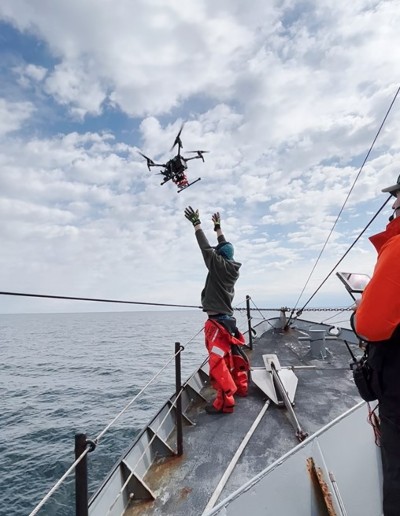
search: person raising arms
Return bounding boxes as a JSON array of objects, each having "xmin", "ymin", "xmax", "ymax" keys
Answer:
[{"xmin": 184, "ymin": 206, "xmax": 249, "ymax": 414}]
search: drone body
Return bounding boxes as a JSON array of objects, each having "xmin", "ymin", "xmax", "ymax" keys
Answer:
[{"xmin": 138, "ymin": 125, "xmax": 208, "ymax": 193}]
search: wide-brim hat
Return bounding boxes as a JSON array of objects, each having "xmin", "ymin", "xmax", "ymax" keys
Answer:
[{"xmin": 382, "ymin": 174, "xmax": 400, "ymax": 196}]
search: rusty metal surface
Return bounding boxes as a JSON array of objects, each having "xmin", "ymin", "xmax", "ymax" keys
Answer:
[{"xmin": 307, "ymin": 457, "xmax": 336, "ymax": 516}]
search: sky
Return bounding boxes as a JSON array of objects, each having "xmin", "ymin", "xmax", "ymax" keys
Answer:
[{"xmin": 1, "ymin": 0, "xmax": 400, "ymax": 314}]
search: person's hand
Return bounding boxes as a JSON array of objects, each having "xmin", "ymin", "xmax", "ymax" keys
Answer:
[
  {"xmin": 212, "ymin": 212, "xmax": 221, "ymax": 231},
  {"xmin": 184, "ymin": 206, "xmax": 201, "ymax": 226}
]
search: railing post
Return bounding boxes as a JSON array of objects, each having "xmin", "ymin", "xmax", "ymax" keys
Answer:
[
  {"xmin": 75, "ymin": 433, "xmax": 89, "ymax": 516},
  {"xmin": 246, "ymin": 295, "xmax": 253, "ymax": 350},
  {"xmin": 175, "ymin": 342, "xmax": 183, "ymax": 456}
]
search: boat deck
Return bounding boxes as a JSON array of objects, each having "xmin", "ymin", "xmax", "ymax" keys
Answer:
[{"xmin": 121, "ymin": 319, "xmax": 361, "ymax": 515}]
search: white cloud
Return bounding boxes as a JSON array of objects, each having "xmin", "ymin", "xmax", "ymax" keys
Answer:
[
  {"xmin": 0, "ymin": 0, "xmax": 255, "ymax": 117},
  {"xmin": 13, "ymin": 63, "xmax": 47, "ymax": 88},
  {"xmin": 0, "ymin": 1, "xmax": 400, "ymax": 312},
  {"xmin": 44, "ymin": 61, "xmax": 107, "ymax": 117},
  {"xmin": 0, "ymin": 98, "xmax": 35, "ymax": 135}
]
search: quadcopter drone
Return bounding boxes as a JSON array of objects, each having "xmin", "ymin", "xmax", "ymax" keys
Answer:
[{"xmin": 138, "ymin": 124, "xmax": 208, "ymax": 193}]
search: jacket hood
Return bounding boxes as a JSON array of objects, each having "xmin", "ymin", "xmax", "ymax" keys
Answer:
[{"xmin": 369, "ymin": 216, "xmax": 400, "ymax": 252}]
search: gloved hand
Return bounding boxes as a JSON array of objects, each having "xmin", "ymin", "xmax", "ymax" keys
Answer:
[
  {"xmin": 184, "ymin": 206, "xmax": 201, "ymax": 226},
  {"xmin": 212, "ymin": 212, "xmax": 221, "ymax": 231}
]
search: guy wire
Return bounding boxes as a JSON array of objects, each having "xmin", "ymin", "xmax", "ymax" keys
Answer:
[{"xmin": 288, "ymin": 85, "xmax": 400, "ymax": 324}]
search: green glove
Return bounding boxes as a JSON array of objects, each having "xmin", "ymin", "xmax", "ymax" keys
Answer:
[
  {"xmin": 184, "ymin": 206, "xmax": 201, "ymax": 226},
  {"xmin": 212, "ymin": 212, "xmax": 221, "ymax": 231}
]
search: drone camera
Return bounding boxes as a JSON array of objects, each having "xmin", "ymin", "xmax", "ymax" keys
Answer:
[{"xmin": 169, "ymin": 155, "xmax": 187, "ymax": 175}]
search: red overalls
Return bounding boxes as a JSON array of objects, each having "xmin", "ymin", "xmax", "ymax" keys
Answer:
[{"xmin": 204, "ymin": 319, "xmax": 249, "ymax": 413}]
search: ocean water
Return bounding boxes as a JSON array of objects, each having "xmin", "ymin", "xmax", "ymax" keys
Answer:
[{"xmin": 0, "ymin": 310, "xmax": 222, "ymax": 516}]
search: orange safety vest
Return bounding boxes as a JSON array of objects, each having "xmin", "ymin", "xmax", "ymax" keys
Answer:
[{"xmin": 356, "ymin": 216, "xmax": 400, "ymax": 341}]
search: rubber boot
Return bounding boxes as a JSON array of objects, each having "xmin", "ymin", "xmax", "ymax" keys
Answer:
[{"xmin": 211, "ymin": 389, "xmax": 235, "ymax": 413}]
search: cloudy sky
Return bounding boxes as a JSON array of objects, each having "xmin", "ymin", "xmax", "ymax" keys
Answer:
[{"xmin": 1, "ymin": 0, "xmax": 399, "ymax": 314}]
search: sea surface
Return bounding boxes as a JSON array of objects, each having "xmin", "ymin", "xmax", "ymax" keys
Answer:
[{"xmin": 0, "ymin": 308, "xmax": 348, "ymax": 516}]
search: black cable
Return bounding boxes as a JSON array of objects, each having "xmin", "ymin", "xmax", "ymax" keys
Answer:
[
  {"xmin": 0, "ymin": 290, "xmax": 355, "ymax": 313},
  {"xmin": 0, "ymin": 290, "xmax": 202, "ymax": 309},
  {"xmin": 290, "ymin": 85, "xmax": 400, "ymax": 320},
  {"xmin": 321, "ymin": 304, "xmax": 354, "ymax": 324},
  {"xmin": 250, "ymin": 298, "xmax": 268, "ymax": 321},
  {"xmin": 295, "ymin": 195, "xmax": 391, "ymax": 316}
]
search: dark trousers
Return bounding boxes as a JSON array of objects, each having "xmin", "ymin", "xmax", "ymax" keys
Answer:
[
  {"xmin": 380, "ymin": 410, "xmax": 400, "ymax": 516},
  {"xmin": 368, "ymin": 336, "xmax": 400, "ymax": 515}
]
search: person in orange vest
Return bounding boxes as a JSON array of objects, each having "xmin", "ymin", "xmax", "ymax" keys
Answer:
[
  {"xmin": 354, "ymin": 175, "xmax": 400, "ymax": 516},
  {"xmin": 184, "ymin": 206, "xmax": 249, "ymax": 414}
]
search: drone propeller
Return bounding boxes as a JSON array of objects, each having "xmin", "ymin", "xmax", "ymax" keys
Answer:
[
  {"xmin": 187, "ymin": 150, "xmax": 209, "ymax": 162},
  {"xmin": 137, "ymin": 151, "xmax": 155, "ymax": 171},
  {"xmin": 170, "ymin": 123, "xmax": 185, "ymax": 152}
]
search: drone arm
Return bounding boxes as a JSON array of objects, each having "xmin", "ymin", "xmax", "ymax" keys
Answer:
[{"xmin": 184, "ymin": 155, "xmax": 201, "ymax": 162}]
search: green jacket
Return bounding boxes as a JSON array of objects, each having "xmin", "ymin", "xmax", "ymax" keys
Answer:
[{"xmin": 195, "ymin": 229, "xmax": 241, "ymax": 315}]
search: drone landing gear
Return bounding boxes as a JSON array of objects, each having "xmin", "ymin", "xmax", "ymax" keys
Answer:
[
  {"xmin": 160, "ymin": 179, "xmax": 170, "ymax": 186},
  {"xmin": 177, "ymin": 177, "xmax": 201, "ymax": 193}
]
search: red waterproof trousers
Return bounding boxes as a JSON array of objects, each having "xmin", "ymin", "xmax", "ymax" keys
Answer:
[{"xmin": 204, "ymin": 319, "xmax": 249, "ymax": 413}]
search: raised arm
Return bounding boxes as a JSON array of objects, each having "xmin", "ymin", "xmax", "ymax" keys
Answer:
[
  {"xmin": 184, "ymin": 206, "xmax": 215, "ymax": 268},
  {"xmin": 184, "ymin": 206, "xmax": 202, "ymax": 232},
  {"xmin": 212, "ymin": 211, "xmax": 226, "ymax": 243}
]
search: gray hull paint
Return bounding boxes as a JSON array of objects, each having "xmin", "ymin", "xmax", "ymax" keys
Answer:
[{"xmin": 208, "ymin": 402, "xmax": 382, "ymax": 515}]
